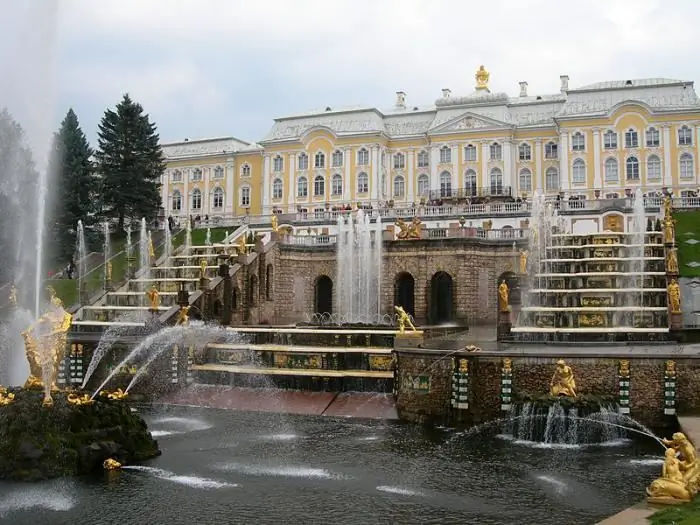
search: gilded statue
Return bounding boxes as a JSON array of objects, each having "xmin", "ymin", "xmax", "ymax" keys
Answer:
[
  {"xmin": 550, "ymin": 360, "xmax": 577, "ymax": 397},
  {"xmin": 647, "ymin": 432, "xmax": 700, "ymax": 503},
  {"xmin": 663, "ymin": 215, "xmax": 676, "ymax": 244},
  {"xmin": 145, "ymin": 285, "xmax": 160, "ymax": 311},
  {"xmin": 664, "ymin": 196, "xmax": 673, "ymax": 218},
  {"xmin": 394, "ymin": 305, "xmax": 417, "ymax": 333},
  {"xmin": 271, "ymin": 215, "xmax": 279, "ymax": 232},
  {"xmin": 199, "ymin": 259, "xmax": 208, "ymax": 279},
  {"xmin": 475, "ymin": 65, "xmax": 490, "ymax": 89},
  {"xmin": 665, "ymin": 360, "xmax": 677, "ymax": 378},
  {"xmin": 465, "ymin": 345, "xmax": 481, "ymax": 352},
  {"xmin": 498, "ymin": 280, "xmax": 510, "ymax": 313},
  {"xmin": 103, "ymin": 458, "xmax": 122, "ymax": 471},
  {"xmin": 100, "ymin": 388, "xmax": 128, "ymax": 401},
  {"xmin": 148, "ymin": 236, "xmax": 155, "ymax": 258},
  {"xmin": 519, "ymin": 250, "xmax": 529, "ymax": 274},
  {"xmin": 106, "ymin": 261, "xmax": 113, "ymax": 281},
  {"xmin": 619, "ymin": 359, "xmax": 630, "ymax": 377},
  {"xmin": 667, "ymin": 279, "xmax": 681, "ymax": 314},
  {"xmin": 237, "ymin": 235, "xmax": 247, "ymax": 254},
  {"xmin": 0, "ymin": 391, "xmax": 15, "ymax": 406},
  {"xmin": 502, "ymin": 358, "xmax": 512, "ymax": 373},
  {"xmin": 666, "ymin": 248, "xmax": 679, "ymax": 274},
  {"xmin": 458, "ymin": 358, "xmax": 469, "ymax": 373},
  {"xmin": 21, "ymin": 286, "xmax": 73, "ymax": 406},
  {"xmin": 67, "ymin": 393, "xmax": 94, "ymax": 406},
  {"xmin": 396, "ymin": 217, "xmax": 421, "ymax": 240},
  {"xmin": 175, "ymin": 305, "xmax": 190, "ymax": 326}
]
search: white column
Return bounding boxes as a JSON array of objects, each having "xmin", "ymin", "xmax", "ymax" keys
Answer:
[
  {"xmin": 481, "ymin": 142, "xmax": 489, "ymax": 191},
  {"xmin": 535, "ymin": 140, "xmax": 543, "ymax": 192},
  {"xmin": 287, "ymin": 153, "xmax": 296, "ymax": 211},
  {"xmin": 429, "ymin": 145, "xmax": 439, "ymax": 192},
  {"xmin": 226, "ymin": 162, "xmax": 235, "ymax": 213},
  {"xmin": 663, "ymin": 125, "xmax": 673, "ymax": 188},
  {"xmin": 262, "ymin": 154, "xmax": 271, "ymax": 213},
  {"xmin": 370, "ymin": 146, "xmax": 379, "ymax": 201},
  {"xmin": 183, "ymin": 169, "xmax": 189, "ymax": 216},
  {"xmin": 344, "ymin": 148, "xmax": 352, "ymax": 200},
  {"xmin": 407, "ymin": 150, "xmax": 415, "ymax": 203},
  {"xmin": 559, "ymin": 131, "xmax": 570, "ymax": 192},
  {"xmin": 503, "ymin": 140, "xmax": 513, "ymax": 193},
  {"xmin": 592, "ymin": 128, "xmax": 602, "ymax": 190},
  {"xmin": 451, "ymin": 144, "xmax": 459, "ymax": 192},
  {"xmin": 161, "ymin": 172, "xmax": 169, "ymax": 215},
  {"xmin": 203, "ymin": 167, "xmax": 210, "ymax": 213}
]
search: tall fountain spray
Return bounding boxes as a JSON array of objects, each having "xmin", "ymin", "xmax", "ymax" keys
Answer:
[
  {"xmin": 163, "ymin": 223, "xmax": 172, "ymax": 262},
  {"xmin": 631, "ymin": 188, "xmax": 646, "ymax": 310},
  {"xmin": 138, "ymin": 219, "xmax": 150, "ymax": 287},
  {"xmin": 103, "ymin": 222, "xmax": 111, "ymax": 275},
  {"xmin": 75, "ymin": 220, "xmax": 87, "ymax": 300},
  {"xmin": 185, "ymin": 219, "xmax": 193, "ymax": 252},
  {"xmin": 336, "ymin": 210, "xmax": 382, "ymax": 323},
  {"xmin": 205, "ymin": 228, "xmax": 212, "ymax": 247}
]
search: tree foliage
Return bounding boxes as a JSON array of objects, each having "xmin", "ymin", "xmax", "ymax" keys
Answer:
[
  {"xmin": 48, "ymin": 108, "xmax": 96, "ymax": 263},
  {"xmin": 95, "ymin": 94, "xmax": 165, "ymax": 230}
]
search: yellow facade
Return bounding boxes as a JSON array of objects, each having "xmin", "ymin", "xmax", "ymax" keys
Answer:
[{"xmin": 161, "ymin": 70, "xmax": 700, "ymax": 217}]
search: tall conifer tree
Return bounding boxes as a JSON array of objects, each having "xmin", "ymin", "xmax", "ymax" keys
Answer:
[{"xmin": 95, "ymin": 94, "xmax": 164, "ymax": 230}]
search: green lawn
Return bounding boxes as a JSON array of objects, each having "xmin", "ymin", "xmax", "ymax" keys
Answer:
[
  {"xmin": 47, "ymin": 227, "xmax": 231, "ymax": 306},
  {"xmin": 649, "ymin": 499, "xmax": 700, "ymax": 524},
  {"xmin": 675, "ymin": 210, "xmax": 700, "ymax": 278}
]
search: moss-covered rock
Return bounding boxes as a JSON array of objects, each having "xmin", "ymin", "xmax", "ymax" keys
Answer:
[{"xmin": 0, "ymin": 388, "xmax": 160, "ymax": 481}]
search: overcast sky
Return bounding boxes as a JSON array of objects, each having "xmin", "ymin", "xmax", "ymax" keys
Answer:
[{"xmin": 2, "ymin": 0, "xmax": 700, "ymax": 151}]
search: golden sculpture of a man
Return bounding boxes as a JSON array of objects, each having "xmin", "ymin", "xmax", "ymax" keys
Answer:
[
  {"xmin": 666, "ymin": 248, "xmax": 679, "ymax": 274},
  {"xmin": 498, "ymin": 280, "xmax": 510, "ymax": 313},
  {"xmin": 148, "ymin": 236, "xmax": 155, "ymax": 258},
  {"xmin": 668, "ymin": 279, "xmax": 681, "ymax": 314},
  {"xmin": 475, "ymin": 65, "xmax": 489, "ymax": 89},
  {"xmin": 550, "ymin": 360, "xmax": 577, "ymax": 397},
  {"xmin": 237, "ymin": 235, "xmax": 247, "ymax": 254},
  {"xmin": 271, "ymin": 215, "xmax": 279, "ymax": 232},
  {"xmin": 394, "ymin": 305, "xmax": 416, "ymax": 333},
  {"xmin": 663, "ymin": 216, "xmax": 676, "ymax": 244},
  {"xmin": 145, "ymin": 285, "xmax": 160, "ymax": 311},
  {"xmin": 21, "ymin": 287, "xmax": 73, "ymax": 405},
  {"xmin": 199, "ymin": 259, "xmax": 208, "ymax": 279},
  {"xmin": 175, "ymin": 305, "xmax": 190, "ymax": 326},
  {"xmin": 519, "ymin": 250, "xmax": 529, "ymax": 274}
]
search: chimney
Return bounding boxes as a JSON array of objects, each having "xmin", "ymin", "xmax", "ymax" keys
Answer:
[
  {"xmin": 560, "ymin": 75, "xmax": 569, "ymax": 93},
  {"xmin": 519, "ymin": 81, "xmax": 528, "ymax": 97},
  {"xmin": 395, "ymin": 91, "xmax": 406, "ymax": 109},
  {"xmin": 442, "ymin": 88, "xmax": 451, "ymax": 99}
]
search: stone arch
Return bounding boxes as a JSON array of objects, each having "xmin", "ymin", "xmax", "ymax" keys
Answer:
[
  {"xmin": 429, "ymin": 271, "xmax": 453, "ymax": 324},
  {"xmin": 497, "ymin": 271, "xmax": 521, "ymax": 307},
  {"xmin": 314, "ymin": 275, "xmax": 333, "ymax": 315},
  {"xmin": 265, "ymin": 264, "xmax": 273, "ymax": 300},
  {"xmin": 394, "ymin": 272, "xmax": 415, "ymax": 319},
  {"xmin": 248, "ymin": 274, "xmax": 258, "ymax": 306}
]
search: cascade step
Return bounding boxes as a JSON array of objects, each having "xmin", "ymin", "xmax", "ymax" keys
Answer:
[
  {"xmin": 192, "ymin": 363, "xmax": 393, "ymax": 378},
  {"xmin": 207, "ymin": 343, "xmax": 393, "ymax": 354}
]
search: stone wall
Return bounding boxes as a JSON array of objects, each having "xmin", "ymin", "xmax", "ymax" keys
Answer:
[
  {"xmin": 395, "ymin": 350, "xmax": 700, "ymax": 427},
  {"xmin": 274, "ymin": 238, "xmax": 522, "ymax": 326}
]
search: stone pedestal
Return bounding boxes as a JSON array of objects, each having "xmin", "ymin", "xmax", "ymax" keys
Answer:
[
  {"xmin": 198, "ymin": 277, "xmax": 210, "ymax": 291},
  {"xmin": 394, "ymin": 331, "xmax": 424, "ymax": 349},
  {"xmin": 497, "ymin": 310, "xmax": 512, "ymax": 341},
  {"xmin": 670, "ymin": 311, "xmax": 682, "ymax": 330}
]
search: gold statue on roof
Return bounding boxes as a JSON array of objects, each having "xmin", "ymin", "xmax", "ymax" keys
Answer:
[{"xmin": 475, "ymin": 65, "xmax": 490, "ymax": 89}]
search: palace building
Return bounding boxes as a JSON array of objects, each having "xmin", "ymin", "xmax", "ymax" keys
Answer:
[{"xmin": 160, "ymin": 67, "xmax": 700, "ymax": 221}]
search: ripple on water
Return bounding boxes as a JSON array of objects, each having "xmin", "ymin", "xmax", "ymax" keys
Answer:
[
  {"xmin": 122, "ymin": 466, "xmax": 235, "ymax": 489},
  {"xmin": 260, "ymin": 433, "xmax": 300, "ymax": 441},
  {"xmin": 376, "ymin": 486, "xmax": 424, "ymax": 497},
  {"xmin": 629, "ymin": 458, "xmax": 664, "ymax": 466},
  {"xmin": 496, "ymin": 434, "xmax": 631, "ymax": 449},
  {"xmin": 217, "ymin": 463, "xmax": 343, "ymax": 480},
  {"xmin": 148, "ymin": 417, "xmax": 212, "ymax": 433},
  {"xmin": 0, "ymin": 488, "xmax": 75, "ymax": 516}
]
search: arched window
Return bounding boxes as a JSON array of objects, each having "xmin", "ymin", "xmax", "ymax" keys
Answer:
[
  {"xmin": 314, "ymin": 175, "xmax": 325, "ymax": 196},
  {"xmin": 647, "ymin": 155, "xmax": 661, "ymax": 180},
  {"xmin": 272, "ymin": 178, "xmax": 283, "ymax": 199},
  {"xmin": 191, "ymin": 188, "xmax": 202, "ymax": 209},
  {"xmin": 297, "ymin": 176, "xmax": 308, "ymax": 197},
  {"xmin": 439, "ymin": 146, "xmax": 451, "ymax": 164},
  {"xmin": 297, "ymin": 153, "xmax": 309, "ymax": 170},
  {"xmin": 572, "ymin": 132, "xmax": 585, "ymax": 151},
  {"xmin": 465, "ymin": 169, "xmax": 477, "ymax": 196},
  {"xmin": 646, "ymin": 127, "xmax": 660, "ymax": 147},
  {"xmin": 572, "ymin": 158, "xmax": 586, "ymax": 184},
  {"xmin": 490, "ymin": 142, "xmax": 502, "ymax": 160},
  {"xmin": 273, "ymin": 155, "xmax": 283, "ymax": 172},
  {"xmin": 212, "ymin": 187, "xmax": 224, "ymax": 208},
  {"xmin": 192, "ymin": 168, "xmax": 203, "ymax": 181},
  {"xmin": 393, "ymin": 152, "xmax": 405, "ymax": 169},
  {"xmin": 604, "ymin": 130, "xmax": 617, "ymax": 149},
  {"xmin": 357, "ymin": 172, "xmax": 369, "ymax": 193},
  {"xmin": 357, "ymin": 148, "xmax": 369, "ymax": 166},
  {"xmin": 331, "ymin": 174, "xmax": 343, "ymax": 196},
  {"xmin": 490, "ymin": 168, "xmax": 503, "ymax": 195},
  {"xmin": 464, "ymin": 144, "xmax": 477, "ymax": 162},
  {"xmin": 417, "ymin": 150, "xmax": 429, "ymax": 167},
  {"xmin": 240, "ymin": 186, "xmax": 251, "ymax": 207},
  {"xmin": 545, "ymin": 167, "xmax": 559, "ymax": 190},
  {"xmin": 625, "ymin": 156, "xmax": 640, "ymax": 180},
  {"xmin": 241, "ymin": 164, "xmax": 251, "ymax": 177},
  {"xmin": 439, "ymin": 171, "xmax": 452, "ymax": 197},
  {"xmin": 393, "ymin": 175, "xmax": 405, "ymax": 197},
  {"xmin": 172, "ymin": 169, "xmax": 183, "ymax": 182},
  {"xmin": 519, "ymin": 168, "xmax": 532, "ymax": 192},
  {"xmin": 213, "ymin": 166, "xmax": 224, "ymax": 179},
  {"xmin": 624, "ymin": 128, "xmax": 639, "ymax": 148},
  {"xmin": 545, "ymin": 141, "xmax": 558, "ymax": 159},
  {"xmin": 331, "ymin": 150, "xmax": 344, "ymax": 167},
  {"xmin": 680, "ymin": 153, "xmax": 695, "ymax": 179},
  {"xmin": 417, "ymin": 174, "xmax": 430, "ymax": 196},
  {"xmin": 172, "ymin": 190, "xmax": 182, "ymax": 211},
  {"xmin": 518, "ymin": 143, "xmax": 531, "ymax": 161},
  {"xmin": 314, "ymin": 152, "xmax": 325, "ymax": 169},
  {"xmin": 679, "ymin": 126, "xmax": 693, "ymax": 146},
  {"xmin": 604, "ymin": 158, "xmax": 618, "ymax": 182}
]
